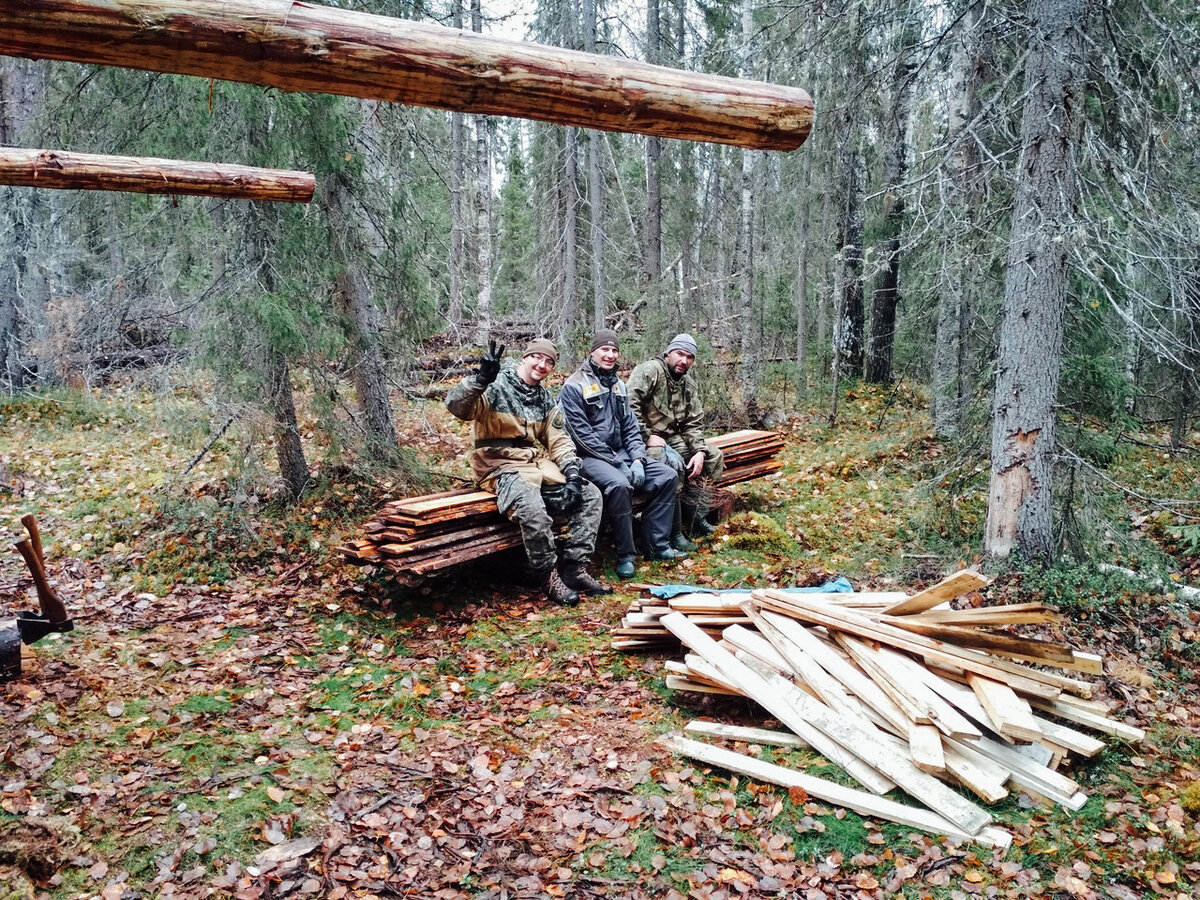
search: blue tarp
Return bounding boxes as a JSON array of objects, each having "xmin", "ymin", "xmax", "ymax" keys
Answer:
[{"xmin": 647, "ymin": 576, "xmax": 853, "ymax": 600}]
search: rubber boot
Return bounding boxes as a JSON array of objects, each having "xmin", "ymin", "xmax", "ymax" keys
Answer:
[
  {"xmin": 671, "ymin": 500, "xmax": 698, "ymax": 552},
  {"xmin": 683, "ymin": 502, "xmax": 716, "ymax": 538},
  {"xmin": 558, "ymin": 559, "xmax": 612, "ymax": 595},
  {"xmin": 541, "ymin": 567, "xmax": 580, "ymax": 606}
]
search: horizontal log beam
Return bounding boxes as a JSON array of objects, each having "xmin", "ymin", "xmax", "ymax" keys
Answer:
[
  {"xmin": 0, "ymin": 147, "xmax": 315, "ymax": 201},
  {"xmin": 0, "ymin": 0, "xmax": 813, "ymax": 151}
]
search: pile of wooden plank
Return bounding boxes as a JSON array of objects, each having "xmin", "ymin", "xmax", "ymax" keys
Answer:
[
  {"xmin": 630, "ymin": 572, "xmax": 1144, "ymax": 849},
  {"xmin": 338, "ymin": 429, "xmax": 784, "ymax": 581}
]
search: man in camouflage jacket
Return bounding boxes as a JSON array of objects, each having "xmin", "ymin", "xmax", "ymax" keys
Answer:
[
  {"xmin": 446, "ymin": 338, "xmax": 608, "ymax": 605},
  {"xmin": 628, "ymin": 333, "xmax": 725, "ymax": 539}
]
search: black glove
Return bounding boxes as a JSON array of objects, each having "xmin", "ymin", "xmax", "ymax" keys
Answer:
[
  {"xmin": 477, "ymin": 338, "xmax": 505, "ymax": 386},
  {"xmin": 562, "ymin": 464, "xmax": 584, "ymax": 512}
]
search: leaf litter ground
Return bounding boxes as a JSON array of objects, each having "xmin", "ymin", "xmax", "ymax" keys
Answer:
[{"xmin": 1, "ymin": 383, "xmax": 1199, "ymax": 899}]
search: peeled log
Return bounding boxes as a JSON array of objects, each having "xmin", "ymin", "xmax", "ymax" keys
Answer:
[
  {"xmin": 0, "ymin": 0, "xmax": 813, "ymax": 152},
  {"xmin": 0, "ymin": 148, "xmax": 315, "ymax": 201}
]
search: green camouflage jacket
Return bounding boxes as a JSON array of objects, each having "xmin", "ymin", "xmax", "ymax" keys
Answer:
[
  {"xmin": 446, "ymin": 362, "xmax": 577, "ymax": 492},
  {"xmin": 627, "ymin": 355, "xmax": 708, "ymax": 458}
]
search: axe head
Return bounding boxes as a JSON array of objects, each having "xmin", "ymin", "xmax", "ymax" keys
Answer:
[{"xmin": 16, "ymin": 610, "xmax": 74, "ymax": 645}]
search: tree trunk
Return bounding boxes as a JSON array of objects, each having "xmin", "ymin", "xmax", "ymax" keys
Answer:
[
  {"xmin": 0, "ymin": 147, "xmax": 314, "ymax": 201},
  {"xmin": 267, "ymin": 347, "xmax": 309, "ymax": 500},
  {"xmin": 326, "ymin": 173, "xmax": 399, "ymax": 455},
  {"xmin": 0, "ymin": 58, "xmax": 48, "ymax": 390},
  {"xmin": 794, "ymin": 154, "xmax": 811, "ymax": 400},
  {"xmin": 561, "ymin": 125, "xmax": 579, "ymax": 341},
  {"xmin": 446, "ymin": 0, "xmax": 466, "ymax": 330},
  {"xmin": 1, "ymin": 0, "xmax": 813, "ymax": 151},
  {"xmin": 864, "ymin": 8, "xmax": 917, "ymax": 385},
  {"xmin": 984, "ymin": 0, "xmax": 1089, "ymax": 564},
  {"xmin": 584, "ymin": 0, "xmax": 605, "ymax": 332},
  {"xmin": 643, "ymin": 0, "xmax": 663, "ymax": 285},
  {"xmin": 736, "ymin": 0, "xmax": 759, "ymax": 418},
  {"xmin": 932, "ymin": 0, "xmax": 985, "ymax": 438},
  {"xmin": 471, "ymin": 0, "xmax": 493, "ymax": 340}
]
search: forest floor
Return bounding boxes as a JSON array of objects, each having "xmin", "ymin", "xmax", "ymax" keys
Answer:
[{"xmin": 1, "ymin": 376, "xmax": 1199, "ymax": 900}]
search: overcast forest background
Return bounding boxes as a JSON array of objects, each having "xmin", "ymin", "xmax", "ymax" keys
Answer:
[{"xmin": 1, "ymin": 0, "xmax": 1199, "ymax": 568}]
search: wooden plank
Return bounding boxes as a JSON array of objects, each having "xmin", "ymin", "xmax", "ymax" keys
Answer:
[
  {"xmin": 732, "ymin": 654, "xmax": 994, "ymax": 835},
  {"xmin": 907, "ymin": 723, "xmax": 946, "ymax": 775},
  {"xmin": 754, "ymin": 609, "xmax": 910, "ymax": 734},
  {"xmin": 967, "ymin": 675, "xmax": 1044, "ymax": 743},
  {"xmin": 899, "ymin": 603, "xmax": 1060, "ymax": 627},
  {"xmin": 721, "ymin": 626, "xmax": 792, "ymax": 674},
  {"xmin": 938, "ymin": 739, "xmax": 1010, "ymax": 804},
  {"xmin": 660, "ymin": 614, "xmax": 898, "ymax": 795},
  {"xmin": 665, "ymin": 675, "xmax": 739, "ymax": 696},
  {"xmin": 850, "ymin": 641, "xmax": 984, "ymax": 740},
  {"xmin": 754, "ymin": 589, "xmax": 1063, "ymax": 700},
  {"xmin": 880, "ymin": 571, "xmax": 990, "ymax": 616},
  {"xmin": 662, "ymin": 735, "xmax": 1012, "ymax": 850},
  {"xmin": 881, "ymin": 618, "xmax": 1079, "ymax": 668},
  {"xmin": 836, "ymin": 636, "xmax": 933, "ymax": 725},
  {"xmin": 741, "ymin": 606, "xmax": 877, "ymax": 729},
  {"xmin": 1026, "ymin": 697, "xmax": 1147, "ymax": 743},
  {"xmin": 684, "ymin": 720, "xmax": 810, "ymax": 749}
]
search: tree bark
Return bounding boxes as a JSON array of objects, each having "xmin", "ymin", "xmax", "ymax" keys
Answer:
[
  {"xmin": 643, "ymin": 0, "xmax": 663, "ymax": 286},
  {"xmin": 864, "ymin": 8, "xmax": 917, "ymax": 386},
  {"xmin": 471, "ymin": 0, "xmax": 493, "ymax": 341},
  {"xmin": 0, "ymin": 0, "xmax": 814, "ymax": 151},
  {"xmin": 736, "ymin": 0, "xmax": 759, "ymax": 418},
  {"xmin": 446, "ymin": 0, "xmax": 466, "ymax": 330},
  {"xmin": 932, "ymin": 0, "xmax": 985, "ymax": 438},
  {"xmin": 326, "ymin": 173, "xmax": 399, "ymax": 456},
  {"xmin": 984, "ymin": 0, "xmax": 1089, "ymax": 564},
  {"xmin": 583, "ymin": 0, "xmax": 605, "ymax": 333},
  {"xmin": 0, "ymin": 147, "xmax": 314, "ymax": 201}
]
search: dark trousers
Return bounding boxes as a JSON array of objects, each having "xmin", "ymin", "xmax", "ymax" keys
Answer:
[{"xmin": 579, "ymin": 457, "xmax": 678, "ymax": 559}]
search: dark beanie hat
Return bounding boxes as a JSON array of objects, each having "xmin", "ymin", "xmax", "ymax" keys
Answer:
[
  {"xmin": 590, "ymin": 329, "xmax": 620, "ymax": 352},
  {"xmin": 522, "ymin": 338, "xmax": 558, "ymax": 364}
]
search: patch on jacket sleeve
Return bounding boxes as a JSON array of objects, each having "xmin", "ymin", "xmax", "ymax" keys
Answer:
[{"xmin": 551, "ymin": 408, "xmax": 566, "ymax": 429}]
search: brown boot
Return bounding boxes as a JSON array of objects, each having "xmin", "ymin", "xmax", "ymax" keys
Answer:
[
  {"xmin": 558, "ymin": 559, "xmax": 612, "ymax": 595},
  {"xmin": 541, "ymin": 567, "xmax": 580, "ymax": 606}
]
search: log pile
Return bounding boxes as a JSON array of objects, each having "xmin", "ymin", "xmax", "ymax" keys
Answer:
[
  {"xmin": 338, "ymin": 430, "xmax": 784, "ymax": 581},
  {"xmin": 620, "ymin": 572, "xmax": 1144, "ymax": 848}
]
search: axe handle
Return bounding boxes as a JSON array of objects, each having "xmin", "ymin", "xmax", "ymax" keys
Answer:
[
  {"xmin": 20, "ymin": 513, "xmax": 44, "ymax": 567},
  {"xmin": 15, "ymin": 538, "xmax": 69, "ymax": 624}
]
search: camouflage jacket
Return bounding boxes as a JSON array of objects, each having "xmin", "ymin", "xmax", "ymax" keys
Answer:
[
  {"xmin": 627, "ymin": 355, "xmax": 708, "ymax": 458},
  {"xmin": 445, "ymin": 363, "xmax": 577, "ymax": 492},
  {"xmin": 558, "ymin": 359, "xmax": 647, "ymax": 467}
]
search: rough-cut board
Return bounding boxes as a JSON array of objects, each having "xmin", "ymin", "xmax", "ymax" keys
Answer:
[
  {"xmin": 0, "ymin": 147, "xmax": 315, "ymax": 201},
  {"xmin": 340, "ymin": 429, "xmax": 785, "ymax": 581},
  {"xmin": 0, "ymin": 0, "xmax": 813, "ymax": 151},
  {"xmin": 662, "ymin": 612, "xmax": 995, "ymax": 834},
  {"xmin": 967, "ymin": 674, "xmax": 1044, "ymax": 743},
  {"xmin": 880, "ymin": 570, "xmax": 991, "ymax": 616},
  {"xmin": 663, "ymin": 735, "xmax": 1013, "ymax": 850}
]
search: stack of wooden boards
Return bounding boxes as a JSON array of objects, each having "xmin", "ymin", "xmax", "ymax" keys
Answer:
[
  {"xmin": 338, "ymin": 429, "xmax": 784, "ymax": 581},
  {"xmin": 623, "ymin": 571, "xmax": 1144, "ymax": 849}
]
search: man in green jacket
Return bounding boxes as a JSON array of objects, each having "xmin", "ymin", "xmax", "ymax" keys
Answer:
[
  {"xmin": 628, "ymin": 333, "xmax": 725, "ymax": 540},
  {"xmin": 446, "ymin": 338, "xmax": 609, "ymax": 605}
]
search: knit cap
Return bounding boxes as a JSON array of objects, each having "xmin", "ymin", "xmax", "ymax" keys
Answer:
[
  {"xmin": 522, "ymin": 338, "xmax": 558, "ymax": 364},
  {"xmin": 666, "ymin": 333, "xmax": 698, "ymax": 356},
  {"xmin": 590, "ymin": 329, "xmax": 620, "ymax": 352}
]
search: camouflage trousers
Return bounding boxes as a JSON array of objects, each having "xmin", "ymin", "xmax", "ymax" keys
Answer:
[{"xmin": 494, "ymin": 471, "xmax": 603, "ymax": 575}]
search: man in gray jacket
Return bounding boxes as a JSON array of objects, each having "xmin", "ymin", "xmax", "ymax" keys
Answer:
[{"xmin": 558, "ymin": 330, "xmax": 685, "ymax": 579}]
